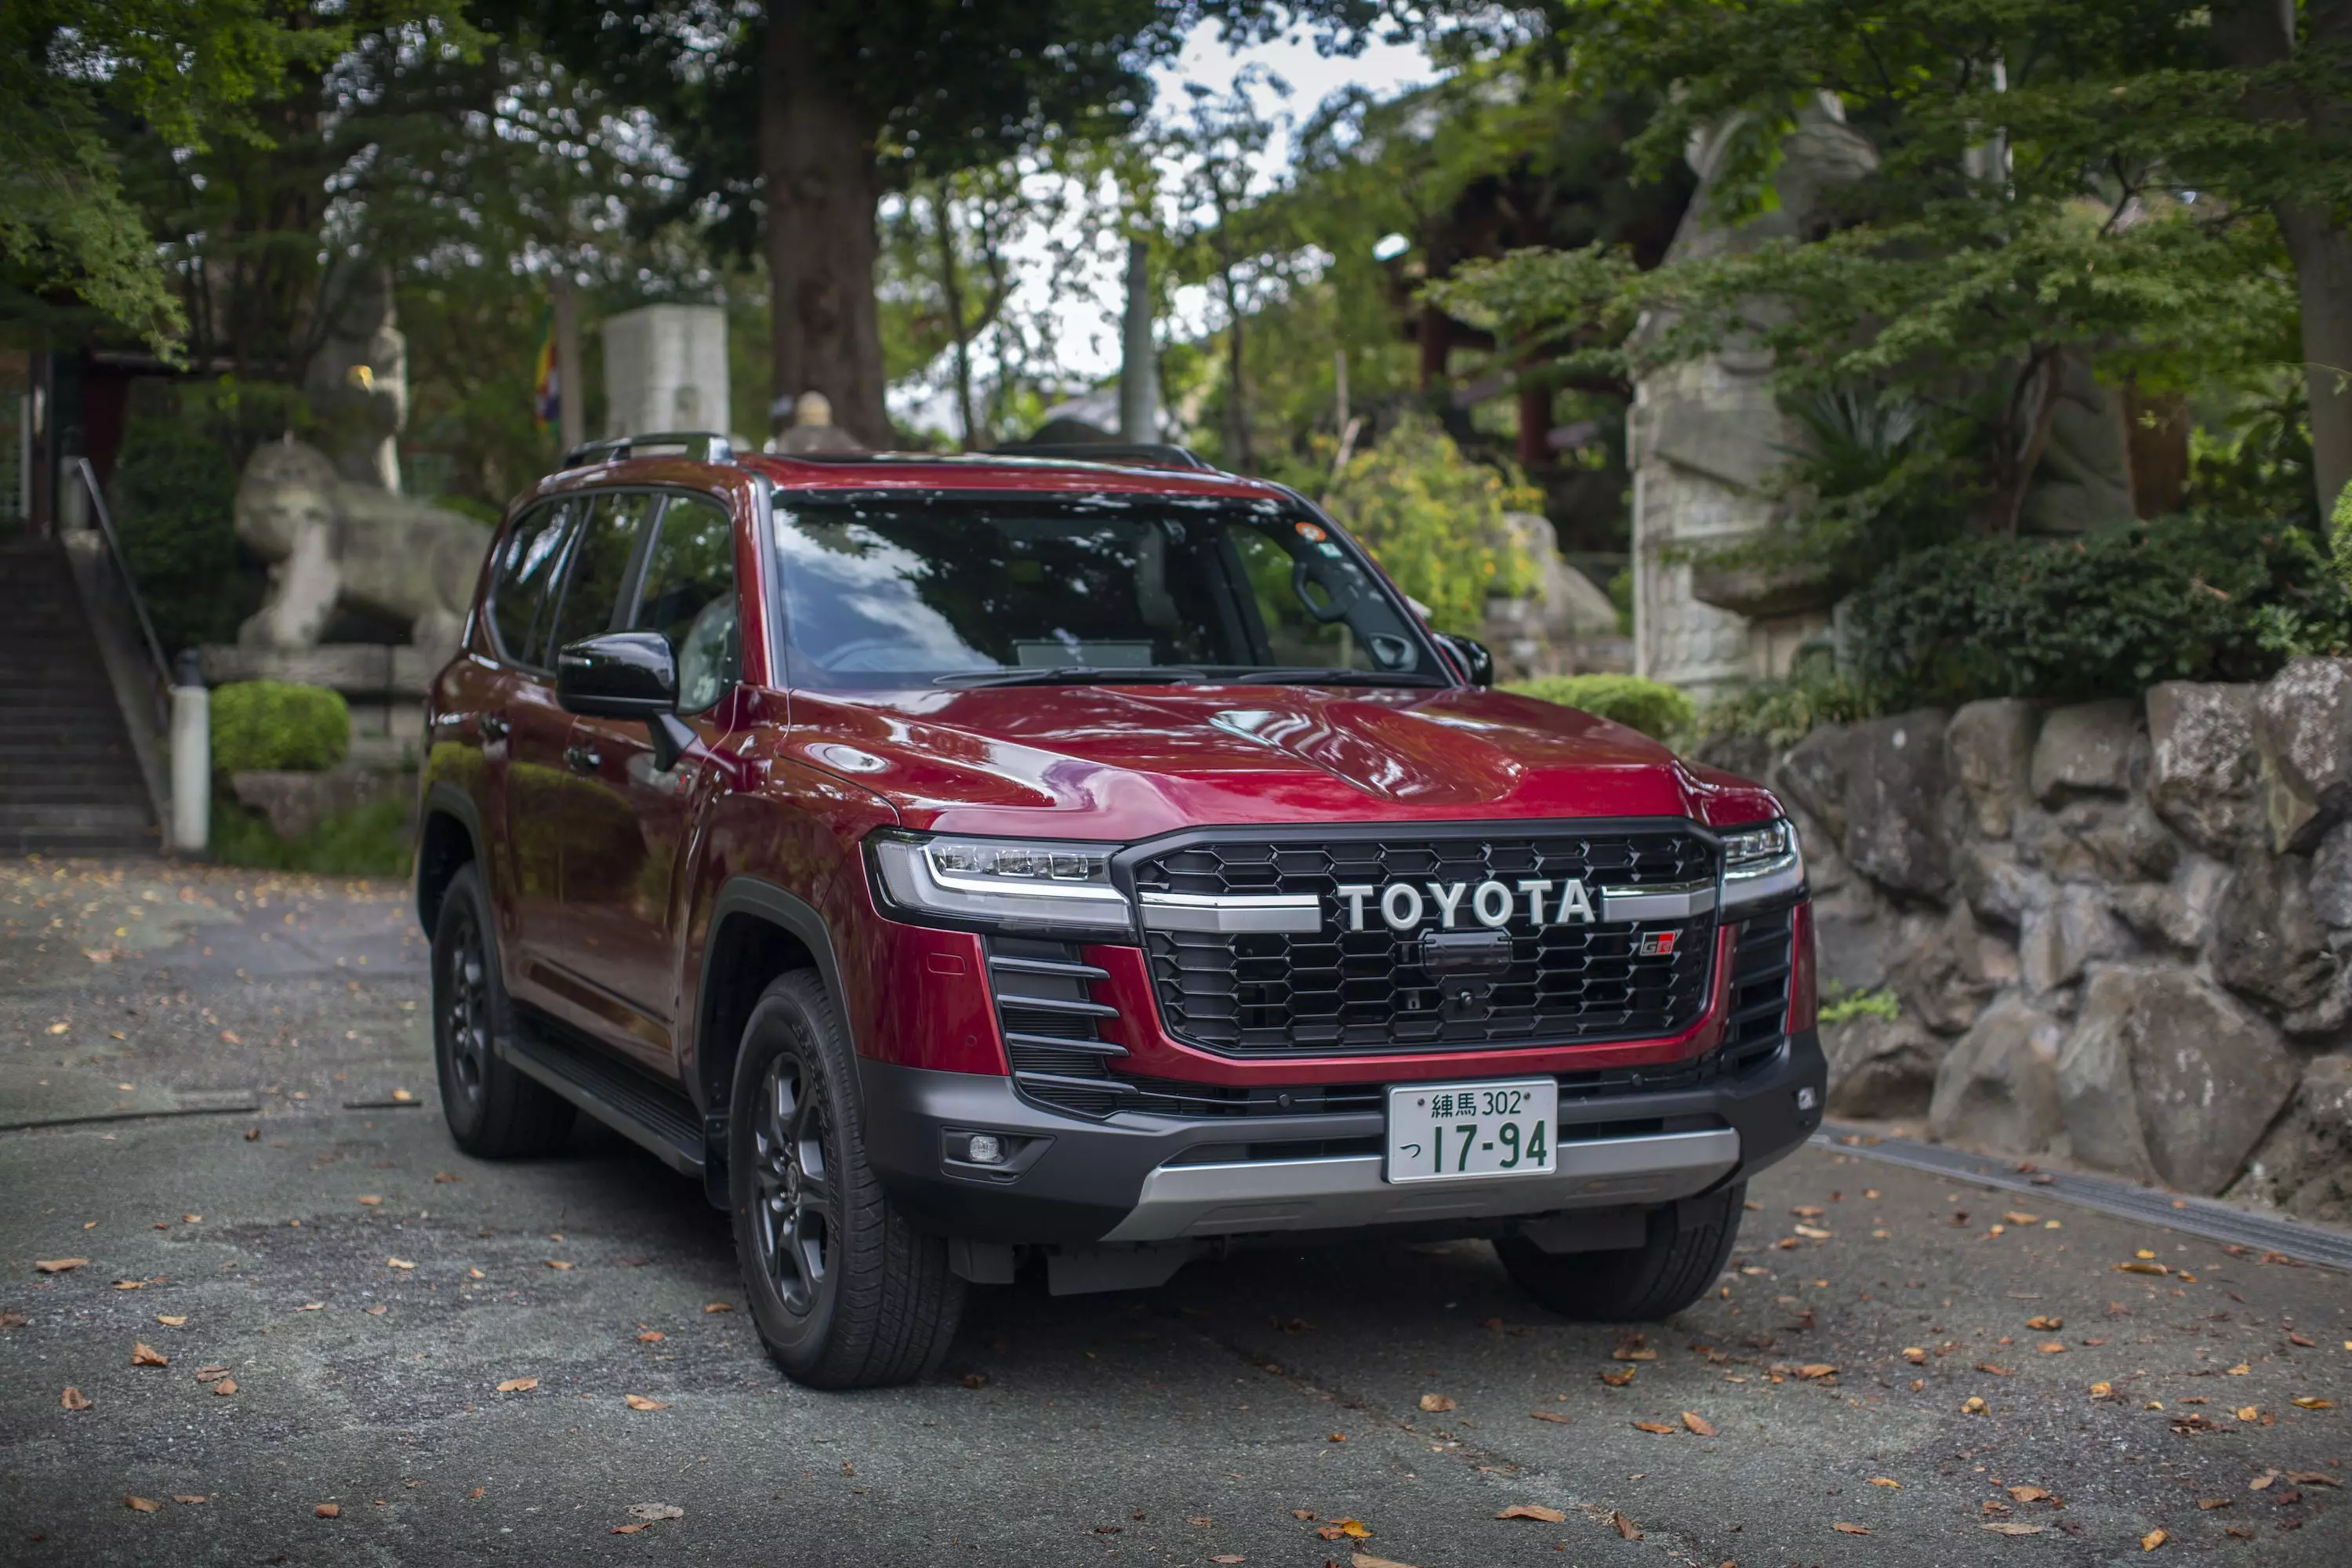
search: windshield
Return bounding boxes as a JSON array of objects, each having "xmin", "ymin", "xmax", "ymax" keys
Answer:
[{"xmin": 768, "ymin": 492, "xmax": 1446, "ymax": 691}]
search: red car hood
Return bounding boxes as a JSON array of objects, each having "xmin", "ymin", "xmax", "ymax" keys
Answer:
[{"xmin": 780, "ymin": 684, "xmax": 1777, "ymax": 840}]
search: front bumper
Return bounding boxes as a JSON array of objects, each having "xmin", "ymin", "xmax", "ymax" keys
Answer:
[{"xmin": 858, "ymin": 1028, "xmax": 1825, "ymax": 1247}]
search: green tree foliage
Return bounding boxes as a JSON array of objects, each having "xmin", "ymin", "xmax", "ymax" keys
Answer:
[
  {"xmin": 1430, "ymin": 0, "xmax": 2347, "ymax": 539},
  {"xmin": 2, "ymin": 2, "xmax": 309, "ymax": 351},
  {"xmin": 111, "ymin": 408, "xmax": 249, "ymax": 655},
  {"xmin": 1322, "ymin": 412, "xmax": 1539, "ymax": 633},
  {"xmin": 211, "ymin": 681, "xmax": 350, "ymax": 774},
  {"xmin": 1500, "ymin": 673, "xmax": 1695, "ymax": 739}
]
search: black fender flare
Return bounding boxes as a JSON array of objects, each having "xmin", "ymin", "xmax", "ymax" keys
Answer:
[{"xmin": 416, "ymin": 781, "xmax": 488, "ymax": 936}]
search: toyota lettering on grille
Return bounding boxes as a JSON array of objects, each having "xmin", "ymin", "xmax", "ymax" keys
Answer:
[{"xmin": 1334, "ymin": 878, "xmax": 1596, "ymax": 933}]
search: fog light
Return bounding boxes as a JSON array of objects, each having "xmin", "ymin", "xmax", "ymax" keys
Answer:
[
  {"xmin": 966, "ymin": 1134, "xmax": 1006, "ymax": 1166},
  {"xmin": 1795, "ymin": 1087, "xmax": 1819, "ymax": 1112}
]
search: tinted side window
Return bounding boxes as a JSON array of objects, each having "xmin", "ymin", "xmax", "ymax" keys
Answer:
[
  {"xmin": 546, "ymin": 492, "xmax": 659, "ymax": 655},
  {"xmin": 629, "ymin": 495, "xmax": 739, "ymax": 713},
  {"xmin": 488, "ymin": 500, "xmax": 576, "ymax": 666}
]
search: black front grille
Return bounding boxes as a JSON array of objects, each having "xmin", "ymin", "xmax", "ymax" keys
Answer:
[{"xmin": 1131, "ymin": 827, "xmax": 1719, "ymax": 1054}]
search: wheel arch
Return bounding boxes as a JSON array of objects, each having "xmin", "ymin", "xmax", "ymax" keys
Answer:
[
  {"xmin": 696, "ymin": 878, "xmax": 853, "ymax": 1127},
  {"xmin": 416, "ymin": 783, "xmax": 485, "ymax": 938}
]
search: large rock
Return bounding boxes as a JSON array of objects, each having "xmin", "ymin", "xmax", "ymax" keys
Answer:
[
  {"xmin": 2015, "ymin": 795, "xmax": 2178, "ymax": 885},
  {"xmin": 1929, "ymin": 996, "xmax": 2067, "ymax": 1155},
  {"xmin": 1823, "ymin": 1012, "xmax": 1944, "ymax": 1118},
  {"xmin": 1777, "ymin": 724, "xmax": 1852, "ymax": 844},
  {"xmin": 1944, "ymin": 699, "xmax": 2038, "ymax": 840},
  {"xmin": 2059, "ymin": 967, "xmax": 2299, "ymax": 1195},
  {"xmin": 1891, "ymin": 904, "xmax": 2015, "ymax": 1033},
  {"xmin": 2019, "ymin": 884, "xmax": 2131, "ymax": 996},
  {"xmin": 2030, "ymin": 699, "xmax": 2141, "ymax": 805},
  {"xmin": 2107, "ymin": 853, "xmax": 2230, "ymax": 955},
  {"xmin": 1843, "ymin": 710, "xmax": 1951, "ymax": 899},
  {"xmin": 2253, "ymin": 655, "xmax": 2352, "ymax": 853},
  {"xmin": 1809, "ymin": 882, "xmax": 1902, "ymax": 995},
  {"xmin": 2232, "ymin": 1055, "xmax": 2352, "ymax": 1222},
  {"xmin": 2146, "ymin": 682, "xmax": 2261, "ymax": 855},
  {"xmin": 2308, "ymin": 819, "xmax": 2352, "ymax": 928},
  {"xmin": 2210, "ymin": 853, "xmax": 2343, "ymax": 1028},
  {"xmin": 1954, "ymin": 840, "xmax": 2050, "ymax": 930},
  {"xmin": 228, "ymin": 767, "xmax": 410, "ymax": 840},
  {"xmin": 1784, "ymin": 802, "xmax": 1849, "ymax": 895}
]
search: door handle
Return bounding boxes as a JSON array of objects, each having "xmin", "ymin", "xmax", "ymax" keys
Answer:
[
  {"xmin": 480, "ymin": 713, "xmax": 512, "ymax": 741},
  {"xmin": 562, "ymin": 743, "xmax": 601, "ymax": 775}
]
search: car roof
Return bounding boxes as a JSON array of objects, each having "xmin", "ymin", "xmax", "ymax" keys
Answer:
[{"xmin": 736, "ymin": 448, "xmax": 1290, "ymax": 503}]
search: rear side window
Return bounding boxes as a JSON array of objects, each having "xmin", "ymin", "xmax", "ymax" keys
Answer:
[
  {"xmin": 546, "ymin": 491, "xmax": 659, "ymax": 655},
  {"xmin": 487, "ymin": 500, "xmax": 576, "ymax": 668},
  {"xmin": 629, "ymin": 495, "xmax": 739, "ymax": 713}
]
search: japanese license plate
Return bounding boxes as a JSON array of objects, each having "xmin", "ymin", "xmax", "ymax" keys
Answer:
[{"xmin": 1385, "ymin": 1078, "xmax": 1559, "ymax": 1184}]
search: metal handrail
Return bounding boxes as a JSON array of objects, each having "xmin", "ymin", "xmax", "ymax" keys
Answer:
[{"xmin": 70, "ymin": 456, "xmax": 176, "ymax": 728}]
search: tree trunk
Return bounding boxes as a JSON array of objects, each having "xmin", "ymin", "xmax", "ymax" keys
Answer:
[
  {"xmin": 931, "ymin": 188, "xmax": 978, "ymax": 449},
  {"xmin": 2124, "ymin": 381, "xmax": 2189, "ymax": 519},
  {"xmin": 2214, "ymin": 0, "xmax": 2352, "ymax": 517},
  {"xmin": 1220, "ymin": 248, "xmax": 1252, "ymax": 471},
  {"xmin": 760, "ymin": 0, "xmax": 890, "ymax": 447}
]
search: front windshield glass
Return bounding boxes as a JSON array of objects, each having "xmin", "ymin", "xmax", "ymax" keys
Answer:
[{"xmin": 769, "ymin": 492, "xmax": 1445, "ymax": 691}]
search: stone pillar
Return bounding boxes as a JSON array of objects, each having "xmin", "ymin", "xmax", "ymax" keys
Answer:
[
  {"xmin": 603, "ymin": 305, "xmax": 731, "ymax": 437},
  {"xmin": 171, "ymin": 682, "xmax": 209, "ymax": 852}
]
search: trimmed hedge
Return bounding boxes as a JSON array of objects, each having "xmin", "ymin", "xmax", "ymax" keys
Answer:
[
  {"xmin": 211, "ymin": 681, "xmax": 350, "ymax": 774},
  {"xmin": 1502, "ymin": 674, "xmax": 1696, "ymax": 739}
]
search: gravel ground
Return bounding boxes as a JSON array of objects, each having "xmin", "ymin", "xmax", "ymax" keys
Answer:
[{"xmin": 2, "ymin": 858, "xmax": 2347, "ymax": 1566}]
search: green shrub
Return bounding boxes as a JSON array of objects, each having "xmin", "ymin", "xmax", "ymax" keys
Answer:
[
  {"xmin": 1818, "ymin": 983, "xmax": 1901, "ymax": 1026},
  {"xmin": 1848, "ymin": 512, "xmax": 2352, "ymax": 711},
  {"xmin": 1503, "ymin": 674, "xmax": 1695, "ymax": 740},
  {"xmin": 1323, "ymin": 412, "xmax": 1541, "ymax": 634},
  {"xmin": 111, "ymin": 413, "xmax": 248, "ymax": 655},
  {"xmin": 211, "ymin": 682, "xmax": 350, "ymax": 774},
  {"xmin": 210, "ymin": 795, "xmax": 410, "ymax": 877},
  {"xmin": 1696, "ymin": 669, "xmax": 1875, "ymax": 748}
]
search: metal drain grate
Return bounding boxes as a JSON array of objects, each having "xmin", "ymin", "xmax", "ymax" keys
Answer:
[{"xmin": 1812, "ymin": 1124, "xmax": 2352, "ymax": 1273}]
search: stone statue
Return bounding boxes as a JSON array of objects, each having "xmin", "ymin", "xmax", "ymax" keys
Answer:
[
  {"xmin": 1629, "ymin": 94, "xmax": 1878, "ymax": 699},
  {"xmin": 769, "ymin": 390, "xmax": 866, "ymax": 453},
  {"xmin": 234, "ymin": 437, "xmax": 491, "ymax": 662},
  {"xmin": 302, "ymin": 263, "xmax": 409, "ymax": 492}
]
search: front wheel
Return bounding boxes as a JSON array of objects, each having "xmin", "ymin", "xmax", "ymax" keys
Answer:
[
  {"xmin": 1496, "ymin": 1183, "xmax": 1745, "ymax": 1322},
  {"xmin": 729, "ymin": 971, "xmax": 964, "ymax": 1388}
]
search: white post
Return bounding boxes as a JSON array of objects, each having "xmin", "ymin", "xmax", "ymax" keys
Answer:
[{"xmin": 171, "ymin": 684, "xmax": 209, "ymax": 852}]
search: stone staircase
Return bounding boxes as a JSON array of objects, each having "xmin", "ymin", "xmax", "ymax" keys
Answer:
[{"xmin": 0, "ymin": 537, "xmax": 162, "ymax": 857}]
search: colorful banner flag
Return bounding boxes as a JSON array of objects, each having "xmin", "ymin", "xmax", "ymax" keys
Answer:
[{"xmin": 532, "ymin": 301, "xmax": 560, "ymax": 435}]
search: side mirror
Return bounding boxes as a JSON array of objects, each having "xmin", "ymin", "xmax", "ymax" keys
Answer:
[
  {"xmin": 1435, "ymin": 633, "xmax": 1494, "ymax": 688},
  {"xmin": 555, "ymin": 631, "xmax": 696, "ymax": 771}
]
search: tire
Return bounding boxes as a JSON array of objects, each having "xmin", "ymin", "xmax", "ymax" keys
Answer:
[
  {"xmin": 1496, "ymin": 1182, "xmax": 1746, "ymax": 1322},
  {"xmin": 431, "ymin": 863, "xmax": 575, "ymax": 1158},
  {"xmin": 729, "ymin": 971, "xmax": 965, "ymax": 1389}
]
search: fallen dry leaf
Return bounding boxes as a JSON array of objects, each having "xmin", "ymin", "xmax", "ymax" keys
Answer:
[
  {"xmin": 131, "ymin": 1341, "xmax": 168, "ymax": 1367},
  {"xmin": 214, "ymin": 1378, "xmax": 238, "ymax": 1396},
  {"xmin": 611, "ymin": 1523, "xmax": 652, "ymax": 1535},
  {"xmin": 1313, "ymin": 1519, "xmax": 1370, "ymax": 1540},
  {"xmin": 1681, "ymin": 1411, "xmax": 1718, "ymax": 1436},
  {"xmin": 1496, "ymin": 1504, "xmax": 1567, "ymax": 1523},
  {"xmin": 1599, "ymin": 1367, "xmax": 1635, "ymax": 1387},
  {"xmin": 2026, "ymin": 1315, "xmax": 2063, "ymax": 1331},
  {"xmin": 495, "ymin": 1377, "xmax": 538, "ymax": 1393},
  {"xmin": 624, "ymin": 1394, "xmax": 668, "ymax": 1410},
  {"xmin": 2141, "ymin": 1526, "xmax": 2167, "ymax": 1551},
  {"xmin": 1903, "ymin": 1347, "xmax": 1927, "ymax": 1364},
  {"xmin": 1977, "ymin": 1363, "xmax": 2015, "ymax": 1377},
  {"xmin": 1793, "ymin": 1225, "xmax": 1833, "ymax": 1240},
  {"xmin": 1211, "ymin": 1557, "xmax": 1246, "ymax": 1566},
  {"xmin": 1632, "ymin": 1421, "xmax": 1675, "ymax": 1434},
  {"xmin": 111, "ymin": 1279, "xmax": 144, "ymax": 1290},
  {"xmin": 2038, "ymin": 1341, "xmax": 2067, "ymax": 1354},
  {"xmin": 297, "ymin": 1302, "xmax": 323, "ymax": 1312},
  {"xmin": 194, "ymin": 1365, "xmax": 228, "ymax": 1381},
  {"xmin": 1832, "ymin": 1523, "xmax": 1870, "ymax": 1535},
  {"xmin": 1528, "ymin": 1410, "xmax": 1569, "ymax": 1423},
  {"xmin": 60, "ymin": 1386, "xmax": 91, "ymax": 1410},
  {"xmin": 2288, "ymin": 1331, "xmax": 2315, "ymax": 1348},
  {"xmin": 2006, "ymin": 1486, "xmax": 2050, "ymax": 1503},
  {"xmin": 637, "ymin": 1330, "xmax": 665, "ymax": 1343},
  {"xmin": 702, "ymin": 1301, "xmax": 731, "ymax": 1313},
  {"xmin": 387, "ymin": 1258, "xmax": 415, "ymax": 1270},
  {"xmin": 34, "ymin": 1258, "xmax": 88, "ymax": 1273},
  {"xmin": 358, "ymin": 1196, "xmax": 383, "ymax": 1207},
  {"xmin": 2250, "ymin": 1472, "xmax": 2278, "ymax": 1490},
  {"xmin": 2291, "ymin": 1396, "xmax": 2333, "ymax": 1410},
  {"xmin": 1291, "ymin": 1509, "xmax": 1316, "ymax": 1521},
  {"xmin": 1612, "ymin": 1512, "xmax": 1642, "ymax": 1541},
  {"xmin": 544, "ymin": 1259, "xmax": 574, "ymax": 1271},
  {"xmin": 626, "ymin": 1504, "xmax": 684, "ymax": 1523},
  {"xmin": 2197, "ymin": 1497, "xmax": 2233, "ymax": 1510},
  {"xmin": 2114, "ymin": 1261, "xmax": 2169, "ymax": 1276},
  {"xmin": 434, "ymin": 1172, "xmax": 462, "ymax": 1183},
  {"xmin": 1981, "ymin": 1523, "xmax": 2045, "ymax": 1536},
  {"xmin": 1795, "ymin": 1363, "xmax": 1837, "ymax": 1380},
  {"xmin": 2236, "ymin": 1406, "xmax": 2259, "ymax": 1421},
  {"xmin": 2227, "ymin": 1363, "xmax": 2251, "ymax": 1375},
  {"xmin": 124, "ymin": 1496, "xmax": 160, "ymax": 1513},
  {"xmin": 172, "ymin": 1496, "xmax": 207, "ymax": 1505},
  {"xmin": 1612, "ymin": 1336, "xmax": 1657, "ymax": 1362},
  {"xmin": 1962, "ymin": 1396, "xmax": 1989, "ymax": 1414},
  {"xmin": 1417, "ymin": 1392, "xmax": 1456, "ymax": 1413},
  {"xmin": 2089, "ymin": 1381, "xmax": 2115, "ymax": 1399},
  {"xmin": 365, "ymin": 1305, "xmax": 387, "ymax": 1316},
  {"xmin": 315, "ymin": 1503, "xmax": 340, "ymax": 1519},
  {"xmin": 155, "ymin": 1315, "xmax": 186, "ymax": 1327},
  {"xmin": 1869, "ymin": 1477, "xmax": 1903, "ymax": 1490}
]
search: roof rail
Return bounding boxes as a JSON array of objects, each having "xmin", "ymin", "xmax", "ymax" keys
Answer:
[
  {"xmin": 987, "ymin": 441, "xmax": 1216, "ymax": 472},
  {"xmin": 560, "ymin": 430, "xmax": 733, "ymax": 470}
]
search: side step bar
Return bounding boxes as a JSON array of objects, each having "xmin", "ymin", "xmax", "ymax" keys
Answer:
[{"xmin": 499, "ymin": 1025, "xmax": 706, "ymax": 1178}]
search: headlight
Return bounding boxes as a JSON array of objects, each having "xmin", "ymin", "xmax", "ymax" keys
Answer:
[
  {"xmin": 867, "ymin": 831, "xmax": 1133, "ymax": 935},
  {"xmin": 1719, "ymin": 818, "xmax": 1805, "ymax": 911}
]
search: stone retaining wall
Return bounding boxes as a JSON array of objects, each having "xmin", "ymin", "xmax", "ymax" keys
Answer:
[{"xmin": 1701, "ymin": 657, "xmax": 2352, "ymax": 1221}]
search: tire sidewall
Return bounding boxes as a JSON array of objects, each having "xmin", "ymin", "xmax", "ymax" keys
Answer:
[
  {"xmin": 430, "ymin": 865, "xmax": 498, "ymax": 1148},
  {"xmin": 728, "ymin": 980, "xmax": 855, "ymax": 1374}
]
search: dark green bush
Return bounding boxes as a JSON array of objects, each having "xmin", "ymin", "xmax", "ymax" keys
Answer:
[
  {"xmin": 210, "ymin": 795, "xmax": 410, "ymax": 877},
  {"xmin": 1502, "ymin": 673, "xmax": 1696, "ymax": 739},
  {"xmin": 1847, "ymin": 513, "xmax": 2352, "ymax": 711},
  {"xmin": 211, "ymin": 682, "xmax": 350, "ymax": 774},
  {"xmin": 111, "ymin": 413, "xmax": 249, "ymax": 655}
]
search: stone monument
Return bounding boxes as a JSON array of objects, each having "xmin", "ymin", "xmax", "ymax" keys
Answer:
[
  {"xmin": 603, "ymin": 303, "xmax": 730, "ymax": 437},
  {"xmin": 301, "ymin": 263, "xmax": 409, "ymax": 492},
  {"xmin": 769, "ymin": 390, "xmax": 866, "ymax": 453}
]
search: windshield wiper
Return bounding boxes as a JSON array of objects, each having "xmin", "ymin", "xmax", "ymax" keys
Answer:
[
  {"xmin": 931, "ymin": 666, "xmax": 1207, "ymax": 689},
  {"xmin": 1224, "ymin": 667, "xmax": 1446, "ymax": 687}
]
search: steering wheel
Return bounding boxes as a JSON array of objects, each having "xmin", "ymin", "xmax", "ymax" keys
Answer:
[{"xmin": 1291, "ymin": 558, "xmax": 1363, "ymax": 624}]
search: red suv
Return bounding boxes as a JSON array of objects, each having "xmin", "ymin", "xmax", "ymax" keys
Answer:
[{"xmin": 415, "ymin": 434, "xmax": 1822, "ymax": 1389}]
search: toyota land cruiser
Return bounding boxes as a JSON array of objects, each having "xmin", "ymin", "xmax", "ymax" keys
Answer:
[{"xmin": 415, "ymin": 432, "xmax": 1823, "ymax": 1389}]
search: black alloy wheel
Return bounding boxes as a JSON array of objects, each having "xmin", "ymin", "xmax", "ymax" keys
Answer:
[{"xmin": 751, "ymin": 1052, "xmax": 833, "ymax": 1316}]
